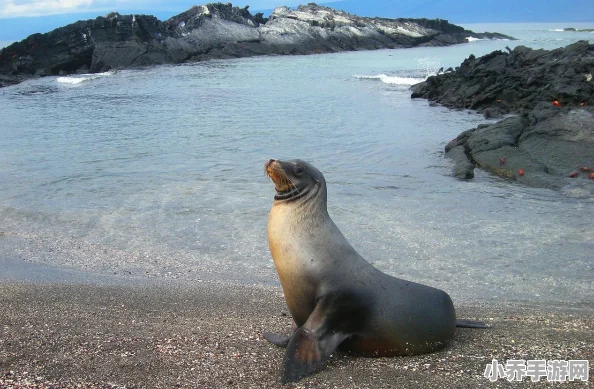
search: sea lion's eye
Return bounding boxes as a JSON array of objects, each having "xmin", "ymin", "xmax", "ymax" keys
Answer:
[{"xmin": 295, "ymin": 165, "xmax": 304, "ymax": 175}]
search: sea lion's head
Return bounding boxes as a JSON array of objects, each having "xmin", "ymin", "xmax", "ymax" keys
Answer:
[{"xmin": 265, "ymin": 159, "xmax": 326, "ymax": 202}]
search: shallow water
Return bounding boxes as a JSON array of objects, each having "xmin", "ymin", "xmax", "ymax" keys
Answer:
[{"xmin": 0, "ymin": 23, "xmax": 593, "ymax": 312}]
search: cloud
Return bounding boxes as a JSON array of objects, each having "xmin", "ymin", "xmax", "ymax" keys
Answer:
[
  {"xmin": 0, "ymin": 0, "xmax": 126, "ymax": 18},
  {"xmin": 0, "ymin": 0, "xmax": 108, "ymax": 17},
  {"xmin": 0, "ymin": 0, "xmax": 345, "ymax": 19},
  {"xmin": 0, "ymin": 0, "xmax": 198, "ymax": 18}
]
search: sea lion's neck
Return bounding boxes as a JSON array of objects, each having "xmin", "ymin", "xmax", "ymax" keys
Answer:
[
  {"xmin": 274, "ymin": 182, "xmax": 327, "ymax": 214},
  {"xmin": 268, "ymin": 183, "xmax": 328, "ymax": 324}
]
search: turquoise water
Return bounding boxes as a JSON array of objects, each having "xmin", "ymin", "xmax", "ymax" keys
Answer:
[{"xmin": 0, "ymin": 24, "xmax": 592, "ymax": 311}]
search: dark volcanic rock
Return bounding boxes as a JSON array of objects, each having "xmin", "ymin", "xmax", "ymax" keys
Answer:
[
  {"xmin": 445, "ymin": 107, "xmax": 594, "ymax": 191},
  {"xmin": 0, "ymin": 13, "xmax": 168, "ymax": 84},
  {"xmin": 564, "ymin": 27, "xmax": 594, "ymax": 32},
  {"xmin": 418, "ymin": 41, "xmax": 594, "ymax": 193},
  {"xmin": 0, "ymin": 2, "xmax": 513, "ymax": 87},
  {"xmin": 411, "ymin": 41, "xmax": 594, "ymax": 114}
]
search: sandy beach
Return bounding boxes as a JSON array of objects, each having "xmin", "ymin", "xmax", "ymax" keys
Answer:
[{"xmin": 0, "ymin": 279, "xmax": 592, "ymax": 388}]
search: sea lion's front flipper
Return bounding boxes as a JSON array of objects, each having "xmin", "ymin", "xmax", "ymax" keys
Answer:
[
  {"xmin": 281, "ymin": 294, "xmax": 361, "ymax": 383},
  {"xmin": 281, "ymin": 326, "xmax": 347, "ymax": 383}
]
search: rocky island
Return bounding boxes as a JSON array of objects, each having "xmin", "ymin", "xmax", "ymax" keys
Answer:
[
  {"xmin": 0, "ymin": 2, "xmax": 512, "ymax": 88},
  {"xmin": 411, "ymin": 41, "xmax": 594, "ymax": 194},
  {"xmin": 564, "ymin": 27, "xmax": 594, "ymax": 32}
]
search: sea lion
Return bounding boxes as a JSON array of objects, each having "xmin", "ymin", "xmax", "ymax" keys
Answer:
[{"xmin": 263, "ymin": 158, "xmax": 488, "ymax": 383}]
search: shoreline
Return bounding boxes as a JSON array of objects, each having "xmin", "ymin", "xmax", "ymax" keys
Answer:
[
  {"xmin": 1, "ymin": 280, "xmax": 592, "ymax": 388},
  {"xmin": 2, "ymin": 257, "xmax": 593, "ymax": 315}
]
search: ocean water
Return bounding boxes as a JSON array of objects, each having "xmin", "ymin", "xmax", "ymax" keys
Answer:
[{"xmin": 1, "ymin": 23, "xmax": 593, "ymax": 311}]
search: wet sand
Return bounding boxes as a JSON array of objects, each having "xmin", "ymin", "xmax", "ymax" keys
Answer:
[{"xmin": 1, "ymin": 280, "xmax": 592, "ymax": 388}]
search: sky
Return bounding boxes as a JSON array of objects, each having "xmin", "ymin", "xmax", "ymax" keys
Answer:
[{"xmin": 1, "ymin": 0, "xmax": 594, "ymax": 42}]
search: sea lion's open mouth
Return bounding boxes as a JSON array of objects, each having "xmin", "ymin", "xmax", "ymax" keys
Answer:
[
  {"xmin": 265, "ymin": 160, "xmax": 293, "ymax": 193},
  {"xmin": 265, "ymin": 159, "xmax": 297, "ymax": 197}
]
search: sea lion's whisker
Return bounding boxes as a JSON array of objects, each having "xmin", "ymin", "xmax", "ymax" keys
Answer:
[
  {"xmin": 267, "ymin": 165, "xmax": 298, "ymax": 192},
  {"xmin": 281, "ymin": 173, "xmax": 298, "ymax": 192}
]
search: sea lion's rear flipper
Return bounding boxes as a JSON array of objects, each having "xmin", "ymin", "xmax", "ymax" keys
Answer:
[
  {"xmin": 281, "ymin": 292, "xmax": 368, "ymax": 383},
  {"xmin": 263, "ymin": 332, "xmax": 291, "ymax": 347},
  {"xmin": 456, "ymin": 319, "xmax": 491, "ymax": 328}
]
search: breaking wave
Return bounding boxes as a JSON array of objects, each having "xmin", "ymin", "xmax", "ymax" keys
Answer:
[
  {"xmin": 354, "ymin": 74, "xmax": 426, "ymax": 85},
  {"xmin": 57, "ymin": 72, "xmax": 113, "ymax": 85}
]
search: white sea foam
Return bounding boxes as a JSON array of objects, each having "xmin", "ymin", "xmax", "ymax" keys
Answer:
[
  {"xmin": 57, "ymin": 76, "xmax": 94, "ymax": 85},
  {"xmin": 466, "ymin": 36, "xmax": 484, "ymax": 42},
  {"xmin": 354, "ymin": 74, "xmax": 425, "ymax": 85},
  {"xmin": 549, "ymin": 28, "xmax": 594, "ymax": 33},
  {"xmin": 57, "ymin": 72, "xmax": 112, "ymax": 85}
]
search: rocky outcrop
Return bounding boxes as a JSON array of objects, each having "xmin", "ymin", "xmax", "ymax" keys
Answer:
[
  {"xmin": 564, "ymin": 27, "xmax": 594, "ymax": 32},
  {"xmin": 0, "ymin": 2, "xmax": 513, "ymax": 88},
  {"xmin": 444, "ymin": 107, "xmax": 594, "ymax": 190},
  {"xmin": 411, "ymin": 41, "xmax": 594, "ymax": 193},
  {"xmin": 411, "ymin": 41, "xmax": 594, "ymax": 116}
]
